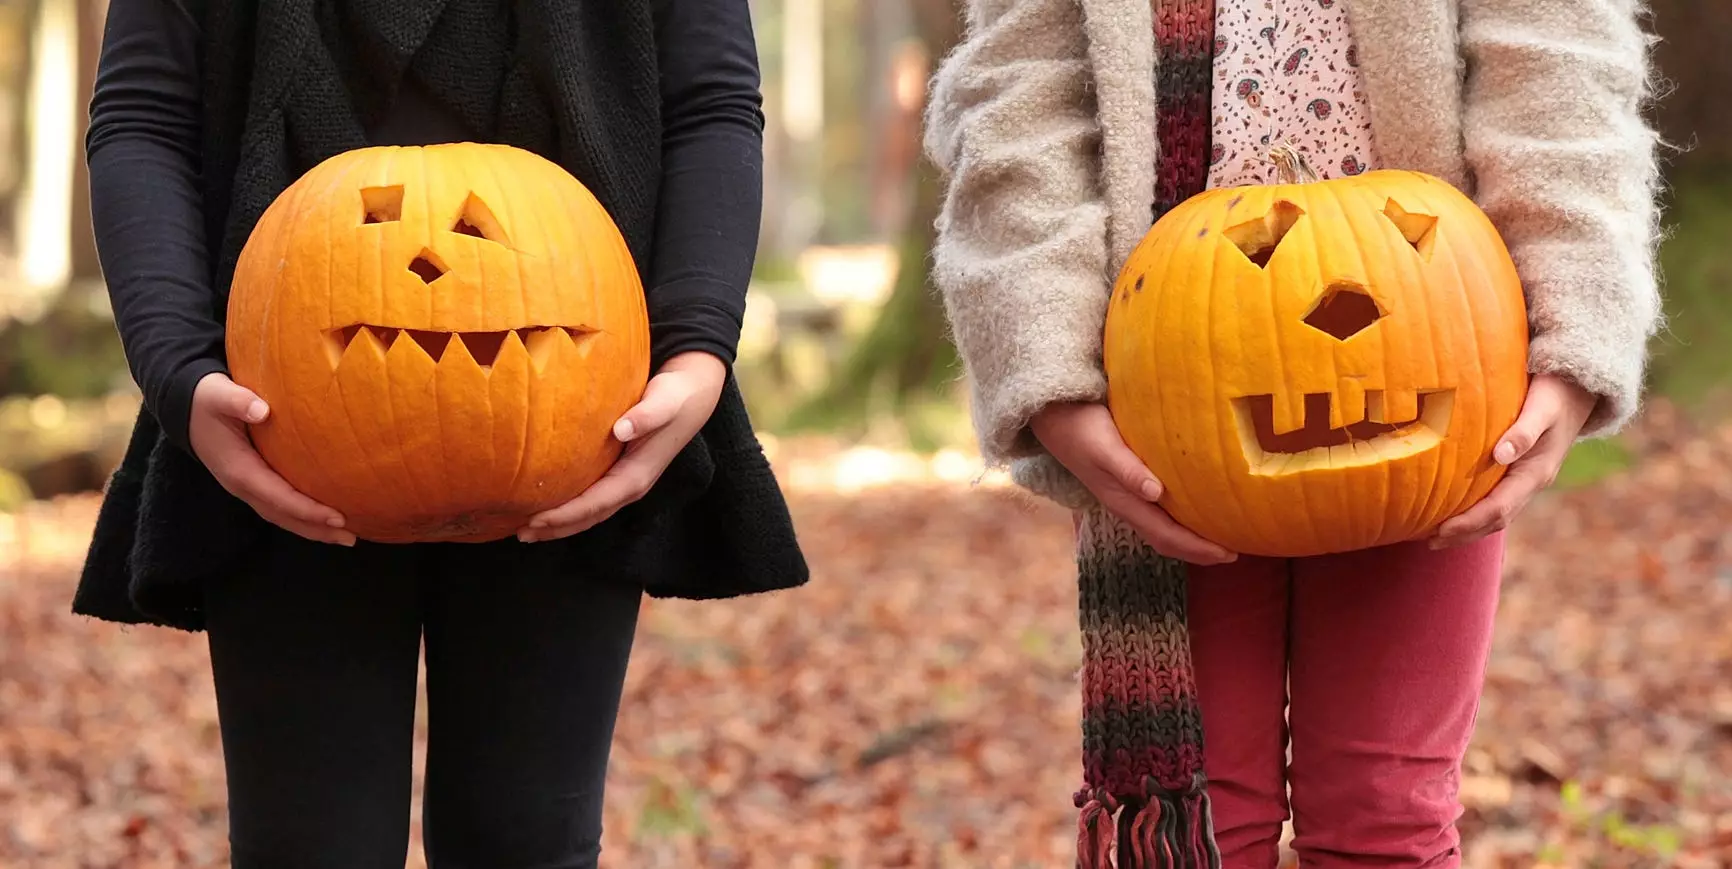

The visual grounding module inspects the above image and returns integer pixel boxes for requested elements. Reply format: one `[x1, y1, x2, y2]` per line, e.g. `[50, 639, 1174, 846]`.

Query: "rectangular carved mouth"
[325, 324, 593, 370]
[1230, 389, 1454, 476]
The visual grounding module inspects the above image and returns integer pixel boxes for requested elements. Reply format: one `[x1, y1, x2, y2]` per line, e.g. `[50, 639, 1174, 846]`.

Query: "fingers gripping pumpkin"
[226, 143, 651, 544]
[1104, 146, 1530, 557]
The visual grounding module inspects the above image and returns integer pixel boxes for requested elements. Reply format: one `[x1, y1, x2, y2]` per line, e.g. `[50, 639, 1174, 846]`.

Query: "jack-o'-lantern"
[226, 143, 650, 544]
[1103, 145, 1529, 557]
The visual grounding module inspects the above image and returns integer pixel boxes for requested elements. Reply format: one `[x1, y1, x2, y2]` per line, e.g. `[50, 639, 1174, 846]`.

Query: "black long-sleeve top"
[87, 0, 764, 452]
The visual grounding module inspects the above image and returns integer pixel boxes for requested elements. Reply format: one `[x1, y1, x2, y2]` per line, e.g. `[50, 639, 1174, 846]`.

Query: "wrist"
[658, 349, 728, 384]
[1030, 398, 1103, 433]
[161, 358, 232, 454]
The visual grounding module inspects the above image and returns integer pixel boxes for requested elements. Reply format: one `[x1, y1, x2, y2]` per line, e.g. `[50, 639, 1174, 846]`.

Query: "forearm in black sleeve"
[87, 0, 225, 452]
[647, 0, 766, 369]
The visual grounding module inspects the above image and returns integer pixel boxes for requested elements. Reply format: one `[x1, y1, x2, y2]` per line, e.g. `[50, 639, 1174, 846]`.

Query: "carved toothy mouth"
[1231, 388, 1454, 475]
[324, 324, 595, 370]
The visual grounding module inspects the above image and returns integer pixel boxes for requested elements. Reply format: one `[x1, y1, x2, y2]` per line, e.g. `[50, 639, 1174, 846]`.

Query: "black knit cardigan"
[72, 0, 809, 632]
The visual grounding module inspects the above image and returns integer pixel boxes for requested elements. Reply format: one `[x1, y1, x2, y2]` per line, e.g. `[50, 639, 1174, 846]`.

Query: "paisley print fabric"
[1206, 0, 1378, 187]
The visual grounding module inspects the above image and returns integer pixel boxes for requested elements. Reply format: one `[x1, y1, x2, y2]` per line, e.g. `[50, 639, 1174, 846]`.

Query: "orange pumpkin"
[226, 143, 650, 544]
[1103, 146, 1530, 557]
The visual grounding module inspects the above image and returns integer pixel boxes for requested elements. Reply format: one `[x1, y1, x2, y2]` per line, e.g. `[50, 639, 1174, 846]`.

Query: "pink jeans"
[1188, 533, 1505, 869]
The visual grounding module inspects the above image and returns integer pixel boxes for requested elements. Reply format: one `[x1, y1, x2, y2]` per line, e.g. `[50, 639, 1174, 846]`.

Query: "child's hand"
[187, 372, 357, 546]
[517, 351, 728, 543]
[1031, 401, 1238, 565]
[1432, 373, 1599, 549]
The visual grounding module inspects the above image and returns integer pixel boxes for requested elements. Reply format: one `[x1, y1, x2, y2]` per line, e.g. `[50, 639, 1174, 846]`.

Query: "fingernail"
[327, 516, 345, 528]
[1140, 479, 1162, 501]
[1493, 441, 1516, 464]
[245, 400, 268, 422]
[614, 419, 635, 442]
[338, 535, 357, 547]
[517, 531, 535, 543]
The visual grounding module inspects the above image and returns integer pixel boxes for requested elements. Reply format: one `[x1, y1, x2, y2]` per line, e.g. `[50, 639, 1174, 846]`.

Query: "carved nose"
[408, 249, 447, 284]
[1304, 281, 1384, 341]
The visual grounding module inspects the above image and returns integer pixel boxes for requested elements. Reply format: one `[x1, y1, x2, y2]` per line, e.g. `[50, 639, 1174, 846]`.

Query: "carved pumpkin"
[226, 143, 650, 544]
[1103, 147, 1530, 557]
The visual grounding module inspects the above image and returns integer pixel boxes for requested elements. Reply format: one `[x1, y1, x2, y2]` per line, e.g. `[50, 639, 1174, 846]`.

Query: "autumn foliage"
[2, 404, 1731, 868]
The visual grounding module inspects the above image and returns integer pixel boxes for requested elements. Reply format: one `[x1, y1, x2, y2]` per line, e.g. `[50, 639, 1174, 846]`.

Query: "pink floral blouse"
[1205, 0, 1379, 188]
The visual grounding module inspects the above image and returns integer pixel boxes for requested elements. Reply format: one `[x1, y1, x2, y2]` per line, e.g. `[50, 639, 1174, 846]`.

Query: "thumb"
[1494, 384, 1561, 465]
[613, 373, 687, 442]
[209, 377, 270, 424]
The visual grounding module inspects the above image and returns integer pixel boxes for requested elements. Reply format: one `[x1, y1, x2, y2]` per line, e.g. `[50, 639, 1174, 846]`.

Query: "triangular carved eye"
[451, 192, 512, 249]
[1224, 200, 1305, 269]
[1384, 199, 1438, 261]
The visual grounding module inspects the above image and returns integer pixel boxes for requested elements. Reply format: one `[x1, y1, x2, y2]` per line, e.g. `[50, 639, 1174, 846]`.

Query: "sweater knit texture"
[924, 0, 1664, 511]
[74, 0, 808, 632]
[1071, 4, 1222, 866]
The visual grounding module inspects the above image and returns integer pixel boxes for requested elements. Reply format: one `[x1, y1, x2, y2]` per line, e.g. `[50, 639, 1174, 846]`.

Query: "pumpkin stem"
[1268, 141, 1321, 184]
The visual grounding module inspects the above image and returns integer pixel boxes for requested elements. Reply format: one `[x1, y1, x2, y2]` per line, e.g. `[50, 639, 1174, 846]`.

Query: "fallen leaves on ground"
[2, 402, 1730, 868]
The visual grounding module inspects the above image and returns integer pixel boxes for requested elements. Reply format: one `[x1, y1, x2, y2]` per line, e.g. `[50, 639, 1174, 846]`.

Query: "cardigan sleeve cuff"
[1514, 235, 1661, 439]
[155, 357, 229, 455]
[647, 280, 745, 371]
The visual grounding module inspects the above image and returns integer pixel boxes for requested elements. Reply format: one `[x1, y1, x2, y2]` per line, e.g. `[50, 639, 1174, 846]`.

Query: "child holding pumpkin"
[76, 0, 805, 866]
[925, 0, 1661, 866]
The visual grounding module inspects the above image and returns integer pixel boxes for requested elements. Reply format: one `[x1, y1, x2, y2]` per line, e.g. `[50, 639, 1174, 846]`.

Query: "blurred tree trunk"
[66, 0, 104, 284]
[1647, 0, 1732, 168]
[0, 0, 42, 255]
[787, 0, 960, 433]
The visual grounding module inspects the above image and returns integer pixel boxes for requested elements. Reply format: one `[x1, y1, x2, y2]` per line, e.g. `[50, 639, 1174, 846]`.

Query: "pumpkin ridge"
[323, 154, 397, 503]
[368, 147, 429, 516]
[1410, 183, 1479, 534]
[1297, 180, 1351, 547]
[1194, 196, 1249, 544]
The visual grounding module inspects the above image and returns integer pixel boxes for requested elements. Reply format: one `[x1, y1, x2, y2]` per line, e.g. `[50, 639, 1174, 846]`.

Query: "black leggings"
[203, 527, 642, 869]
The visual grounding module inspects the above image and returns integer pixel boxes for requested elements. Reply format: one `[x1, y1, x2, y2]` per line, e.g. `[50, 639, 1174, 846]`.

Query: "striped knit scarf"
[1072, 1, 1220, 867]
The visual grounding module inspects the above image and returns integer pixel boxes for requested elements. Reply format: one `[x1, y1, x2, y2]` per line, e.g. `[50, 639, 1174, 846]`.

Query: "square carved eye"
[361, 186, 404, 224]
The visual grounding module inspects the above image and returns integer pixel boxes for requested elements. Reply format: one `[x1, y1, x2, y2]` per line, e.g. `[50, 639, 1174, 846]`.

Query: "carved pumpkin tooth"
[1271, 392, 1305, 436]
[1383, 389, 1420, 425]
[496, 328, 528, 358]
[1364, 389, 1388, 424]
[353, 325, 386, 352]
[382, 325, 436, 371]
[393, 329, 446, 362]
[522, 324, 572, 374]
[1335, 378, 1366, 428]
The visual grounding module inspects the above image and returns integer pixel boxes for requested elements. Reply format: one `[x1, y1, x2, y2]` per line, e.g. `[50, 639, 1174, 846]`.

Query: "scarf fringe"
[1075, 780, 1221, 869]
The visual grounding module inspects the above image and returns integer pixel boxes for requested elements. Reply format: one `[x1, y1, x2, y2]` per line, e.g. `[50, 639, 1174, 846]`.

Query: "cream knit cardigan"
[923, 0, 1664, 509]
